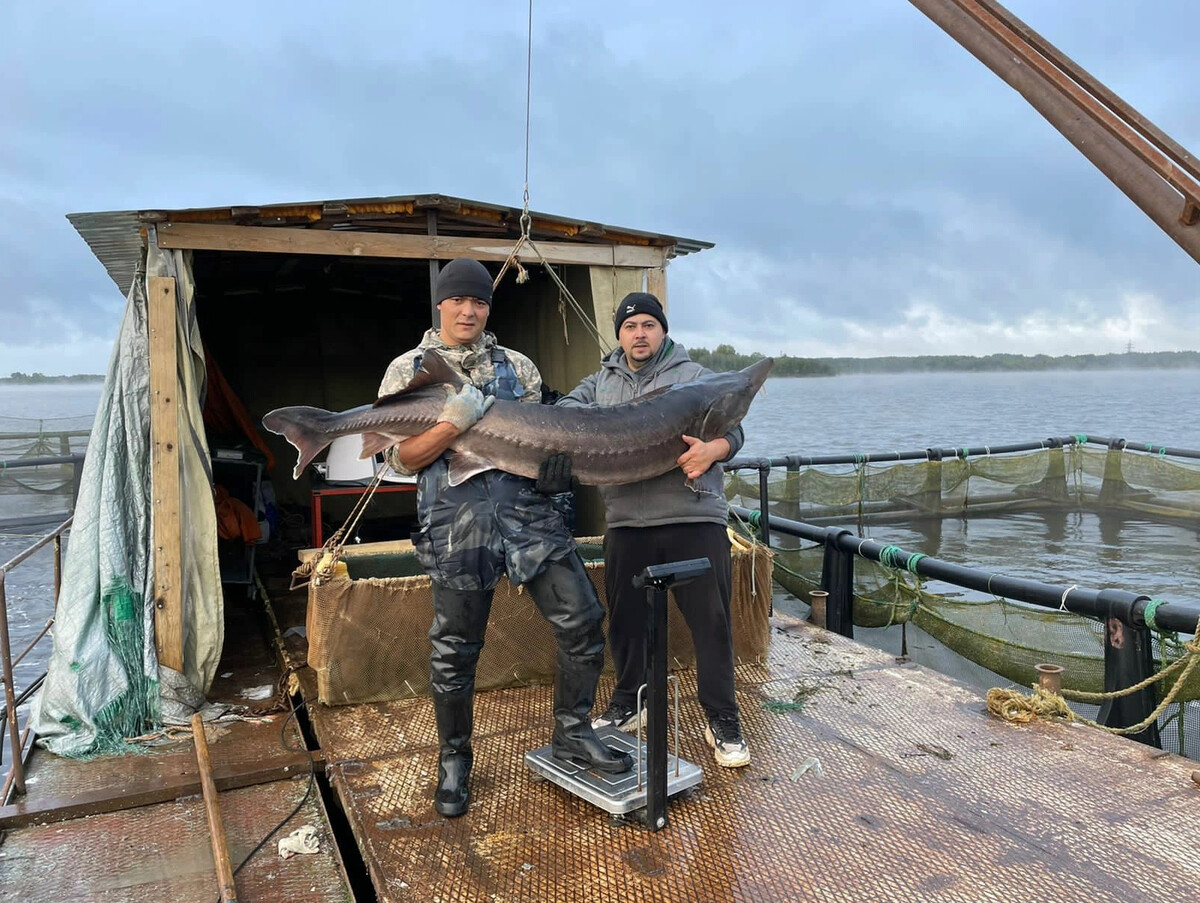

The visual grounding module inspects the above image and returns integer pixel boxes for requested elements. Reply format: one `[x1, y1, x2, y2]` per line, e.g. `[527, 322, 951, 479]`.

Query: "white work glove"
[437, 383, 494, 433]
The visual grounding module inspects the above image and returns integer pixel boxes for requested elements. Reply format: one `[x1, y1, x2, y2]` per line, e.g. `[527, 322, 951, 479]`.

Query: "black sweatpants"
[603, 522, 738, 721]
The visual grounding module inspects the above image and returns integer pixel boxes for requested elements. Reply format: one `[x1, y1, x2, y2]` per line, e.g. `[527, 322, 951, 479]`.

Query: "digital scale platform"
[524, 557, 713, 831]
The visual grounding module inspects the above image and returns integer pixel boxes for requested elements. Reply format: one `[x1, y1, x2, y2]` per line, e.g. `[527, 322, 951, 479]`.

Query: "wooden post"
[148, 276, 183, 672]
[646, 265, 667, 306]
[427, 211, 440, 327]
[192, 714, 239, 903]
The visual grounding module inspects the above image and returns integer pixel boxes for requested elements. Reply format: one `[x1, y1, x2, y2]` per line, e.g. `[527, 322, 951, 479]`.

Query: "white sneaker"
[591, 702, 645, 733]
[704, 716, 751, 768]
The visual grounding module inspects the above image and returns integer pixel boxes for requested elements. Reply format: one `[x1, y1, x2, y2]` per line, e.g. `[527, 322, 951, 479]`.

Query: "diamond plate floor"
[304, 620, 1200, 902]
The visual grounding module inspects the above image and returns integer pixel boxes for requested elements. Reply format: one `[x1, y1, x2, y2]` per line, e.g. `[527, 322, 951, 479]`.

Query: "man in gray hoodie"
[556, 292, 750, 767]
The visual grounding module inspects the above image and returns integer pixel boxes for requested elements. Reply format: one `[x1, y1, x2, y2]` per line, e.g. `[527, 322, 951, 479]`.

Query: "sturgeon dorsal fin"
[416, 350, 466, 390]
[374, 349, 465, 407]
[446, 449, 496, 487]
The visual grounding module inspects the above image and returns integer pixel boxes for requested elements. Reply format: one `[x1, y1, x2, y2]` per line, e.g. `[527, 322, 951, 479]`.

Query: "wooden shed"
[63, 192, 712, 679]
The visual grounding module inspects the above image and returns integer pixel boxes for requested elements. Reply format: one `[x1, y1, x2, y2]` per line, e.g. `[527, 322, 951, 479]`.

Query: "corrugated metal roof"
[65, 209, 146, 297]
[68, 193, 714, 295]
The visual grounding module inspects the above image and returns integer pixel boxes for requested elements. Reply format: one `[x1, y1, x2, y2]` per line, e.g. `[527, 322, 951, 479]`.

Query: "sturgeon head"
[692, 357, 774, 441]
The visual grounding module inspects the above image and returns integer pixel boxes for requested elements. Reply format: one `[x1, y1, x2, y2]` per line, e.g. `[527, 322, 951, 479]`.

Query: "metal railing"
[1, 515, 71, 801]
[724, 434, 1200, 547]
[724, 435, 1200, 750]
[0, 452, 86, 527]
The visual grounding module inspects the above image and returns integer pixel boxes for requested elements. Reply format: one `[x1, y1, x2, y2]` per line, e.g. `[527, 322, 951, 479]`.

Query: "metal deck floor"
[0, 602, 351, 902]
[304, 619, 1200, 903]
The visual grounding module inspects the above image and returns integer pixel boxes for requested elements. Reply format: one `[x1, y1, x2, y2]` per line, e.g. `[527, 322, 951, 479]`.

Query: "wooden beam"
[147, 276, 183, 672]
[0, 749, 322, 829]
[192, 714, 238, 903]
[156, 222, 666, 268]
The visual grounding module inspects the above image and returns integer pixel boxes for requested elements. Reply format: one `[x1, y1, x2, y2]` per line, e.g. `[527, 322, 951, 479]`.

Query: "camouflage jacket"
[378, 329, 541, 475]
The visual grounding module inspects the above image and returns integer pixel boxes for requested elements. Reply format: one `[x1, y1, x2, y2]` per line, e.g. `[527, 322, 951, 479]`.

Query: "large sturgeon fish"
[262, 351, 773, 487]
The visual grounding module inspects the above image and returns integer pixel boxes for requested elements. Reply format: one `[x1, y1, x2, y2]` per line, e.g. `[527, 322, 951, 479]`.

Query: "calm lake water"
[2, 370, 1198, 732]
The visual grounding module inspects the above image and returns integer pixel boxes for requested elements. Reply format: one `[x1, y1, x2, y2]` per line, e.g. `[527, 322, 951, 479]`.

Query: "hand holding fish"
[678, 435, 731, 480]
[438, 383, 494, 433]
[536, 453, 573, 494]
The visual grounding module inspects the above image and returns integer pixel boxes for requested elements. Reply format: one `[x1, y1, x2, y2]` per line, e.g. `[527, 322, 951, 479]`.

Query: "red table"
[310, 480, 417, 547]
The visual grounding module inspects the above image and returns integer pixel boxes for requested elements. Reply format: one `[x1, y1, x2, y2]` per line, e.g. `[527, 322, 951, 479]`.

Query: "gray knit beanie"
[436, 258, 494, 304]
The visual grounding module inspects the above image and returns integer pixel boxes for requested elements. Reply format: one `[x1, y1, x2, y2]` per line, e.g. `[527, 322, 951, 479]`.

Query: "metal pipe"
[0, 570, 25, 796]
[1, 725, 30, 804]
[1035, 663, 1064, 694]
[971, 0, 1200, 185]
[10, 620, 53, 670]
[1, 516, 73, 573]
[808, 590, 828, 629]
[908, 0, 1200, 265]
[756, 464, 771, 548]
[0, 454, 86, 470]
[726, 436, 1088, 471]
[950, 0, 1200, 210]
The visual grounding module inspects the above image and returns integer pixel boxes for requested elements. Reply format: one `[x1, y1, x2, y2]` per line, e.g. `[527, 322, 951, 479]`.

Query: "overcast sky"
[3, 1, 1199, 374]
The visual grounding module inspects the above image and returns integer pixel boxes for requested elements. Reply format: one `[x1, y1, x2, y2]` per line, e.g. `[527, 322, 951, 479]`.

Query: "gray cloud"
[2, 0, 1199, 372]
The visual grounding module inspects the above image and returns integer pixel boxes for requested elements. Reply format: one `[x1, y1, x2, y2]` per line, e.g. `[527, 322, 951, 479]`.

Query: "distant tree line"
[826, 350, 1200, 374]
[3, 372, 104, 384]
[687, 348, 1200, 376]
[690, 345, 836, 377]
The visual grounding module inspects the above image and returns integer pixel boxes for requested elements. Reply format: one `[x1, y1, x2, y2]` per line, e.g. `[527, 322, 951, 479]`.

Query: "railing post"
[1096, 590, 1160, 747]
[819, 528, 855, 639]
[0, 568, 26, 796]
[69, 457, 83, 513]
[756, 463, 771, 549]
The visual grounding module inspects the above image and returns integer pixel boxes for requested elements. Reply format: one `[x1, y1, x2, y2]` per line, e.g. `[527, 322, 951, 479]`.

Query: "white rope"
[1060, 584, 1078, 612]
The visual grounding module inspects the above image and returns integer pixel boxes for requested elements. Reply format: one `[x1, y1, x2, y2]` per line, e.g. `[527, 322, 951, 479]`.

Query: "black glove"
[536, 453, 573, 494]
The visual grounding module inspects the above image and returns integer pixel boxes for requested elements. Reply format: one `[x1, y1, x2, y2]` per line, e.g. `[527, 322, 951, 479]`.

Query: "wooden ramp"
[304, 619, 1200, 902]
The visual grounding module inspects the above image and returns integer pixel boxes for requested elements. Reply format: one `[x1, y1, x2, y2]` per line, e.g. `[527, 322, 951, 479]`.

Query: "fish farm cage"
[725, 435, 1200, 759]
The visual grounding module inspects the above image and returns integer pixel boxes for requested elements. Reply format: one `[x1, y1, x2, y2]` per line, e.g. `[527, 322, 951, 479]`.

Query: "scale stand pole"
[632, 556, 712, 832]
[644, 580, 669, 831]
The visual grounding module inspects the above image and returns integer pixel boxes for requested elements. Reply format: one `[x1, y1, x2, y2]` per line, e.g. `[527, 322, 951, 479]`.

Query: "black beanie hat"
[436, 258, 494, 305]
[614, 292, 668, 338]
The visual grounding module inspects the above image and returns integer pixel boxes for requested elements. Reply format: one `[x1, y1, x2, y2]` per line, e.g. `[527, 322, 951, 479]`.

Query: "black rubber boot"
[432, 690, 474, 817]
[526, 556, 634, 775]
[550, 645, 634, 775]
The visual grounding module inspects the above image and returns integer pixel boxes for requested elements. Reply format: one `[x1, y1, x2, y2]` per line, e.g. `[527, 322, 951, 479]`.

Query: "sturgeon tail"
[261, 406, 339, 479]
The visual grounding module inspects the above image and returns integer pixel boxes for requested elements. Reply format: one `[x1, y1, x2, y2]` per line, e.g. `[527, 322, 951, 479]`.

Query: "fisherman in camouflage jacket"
[378, 258, 632, 818]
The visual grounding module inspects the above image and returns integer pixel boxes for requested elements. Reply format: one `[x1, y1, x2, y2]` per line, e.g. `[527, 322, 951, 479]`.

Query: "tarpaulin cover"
[34, 246, 223, 756]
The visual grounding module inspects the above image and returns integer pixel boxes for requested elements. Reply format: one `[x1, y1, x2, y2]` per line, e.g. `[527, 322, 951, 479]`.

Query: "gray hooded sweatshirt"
[557, 339, 743, 529]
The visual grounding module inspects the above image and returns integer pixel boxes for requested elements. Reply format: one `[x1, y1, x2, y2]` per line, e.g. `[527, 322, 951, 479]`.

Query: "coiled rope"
[987, 613, 1200, 737]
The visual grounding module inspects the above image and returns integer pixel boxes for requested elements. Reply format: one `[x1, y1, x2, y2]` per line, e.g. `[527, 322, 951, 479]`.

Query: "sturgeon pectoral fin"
[446, 449, 496, 487]
[360, 432, 395, 458]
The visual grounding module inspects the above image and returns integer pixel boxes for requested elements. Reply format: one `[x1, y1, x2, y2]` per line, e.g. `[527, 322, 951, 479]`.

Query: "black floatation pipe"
[729, 505, 1200, 635]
